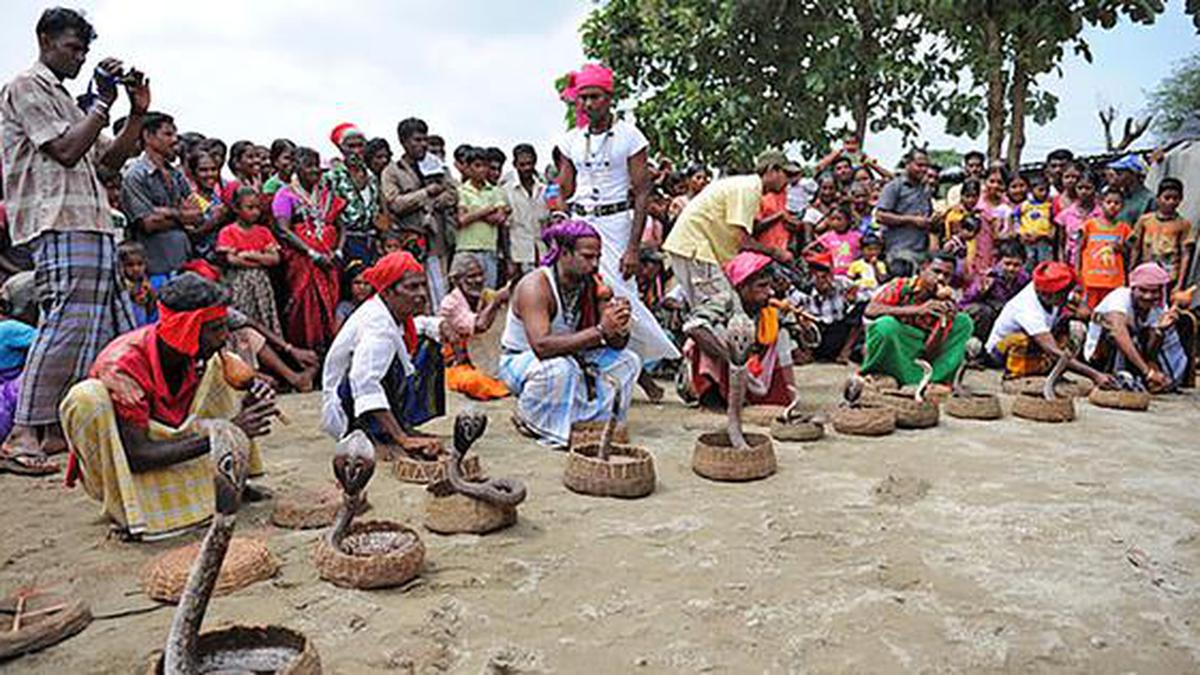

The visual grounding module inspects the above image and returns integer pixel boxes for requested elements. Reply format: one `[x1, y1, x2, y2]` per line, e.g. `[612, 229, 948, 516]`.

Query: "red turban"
[723, 251, 774, 287]
[362, 251, 426, 354]
[330, 122, 363, 148]
[1032, 261, 1076, 294]
[805, 250, 834, 272]
[157, 303, 228, 356]
[180, 259, 221, 282]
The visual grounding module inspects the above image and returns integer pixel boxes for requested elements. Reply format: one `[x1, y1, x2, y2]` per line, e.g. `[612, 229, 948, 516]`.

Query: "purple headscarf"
[540, 219, 601, 266]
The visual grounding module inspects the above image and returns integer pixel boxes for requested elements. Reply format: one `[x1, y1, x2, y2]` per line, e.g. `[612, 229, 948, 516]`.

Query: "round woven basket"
[864, 374, 899, 391]
[924, 383, 952, 404]
[742, 405, 788, 428]
[1011, 392, 1076, 423]
[393, 453, 482, 485]
[1088, 388, 1151, 411]
[424, 493, 516, 534]
[832, 404, 896, 436]
[563, 443, 656, 498]
[692, 432, 776, 482]
[770, 420, 825, 443]
[568, 422, 630, 449]
[271, 484, 369, 530]
[944, 393, 1004, 420]
[862, 391, 940, 429]
[1002, 376, 1093, 398]
[313, 520, 424, 590]
[145, 624, 320, 674]
[142, 537, 278, 603]
[0, 591, 92, 661]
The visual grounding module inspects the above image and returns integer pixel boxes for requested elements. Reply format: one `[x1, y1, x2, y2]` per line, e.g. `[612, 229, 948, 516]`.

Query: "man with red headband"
[986, 261, 1113, 387]
[499, 220, 639, 449]
[554, 63, 680, 403]
[680, 251, 797, 408]
[59, 272, 280, 540]
[1083, 262, 1195, 392]
[321, 251, 446, 456]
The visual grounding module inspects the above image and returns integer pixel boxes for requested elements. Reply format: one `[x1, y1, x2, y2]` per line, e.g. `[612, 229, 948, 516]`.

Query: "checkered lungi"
[15, 231, 134, 426]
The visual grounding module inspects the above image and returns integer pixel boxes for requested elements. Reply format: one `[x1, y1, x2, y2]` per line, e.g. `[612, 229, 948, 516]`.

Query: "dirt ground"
[3, 363, 1200, 674]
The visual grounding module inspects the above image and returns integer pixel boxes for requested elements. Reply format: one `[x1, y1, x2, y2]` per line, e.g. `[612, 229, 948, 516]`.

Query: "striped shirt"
[1, 61, 114, 245]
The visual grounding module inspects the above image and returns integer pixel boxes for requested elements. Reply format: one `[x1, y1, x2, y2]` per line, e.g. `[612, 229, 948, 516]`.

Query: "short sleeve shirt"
[985, 282, 1058, 355]
[876, 175, 932, 256]
[122, 154, 194, 275]
[1, 61, 115, 245]
[1083, 286, 1164, 360]
[216, 224, 278, 253]
[662, 175, 763, 265]
[457, 181, 508, 252]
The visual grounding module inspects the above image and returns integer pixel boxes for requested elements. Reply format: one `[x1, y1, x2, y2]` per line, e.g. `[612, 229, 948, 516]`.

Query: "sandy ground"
[3, 363, 1200, 674]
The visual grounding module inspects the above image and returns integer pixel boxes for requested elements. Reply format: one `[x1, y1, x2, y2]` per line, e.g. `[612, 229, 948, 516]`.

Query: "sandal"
[0, 449, 59, 476]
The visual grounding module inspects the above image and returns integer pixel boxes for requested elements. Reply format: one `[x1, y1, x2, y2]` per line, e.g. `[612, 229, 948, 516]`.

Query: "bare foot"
[40, 423, 68, 456]
[638, 373, 664, 403]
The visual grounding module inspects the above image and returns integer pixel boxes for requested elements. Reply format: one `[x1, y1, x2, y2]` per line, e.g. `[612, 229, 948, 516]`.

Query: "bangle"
[597, 325, 609, 347]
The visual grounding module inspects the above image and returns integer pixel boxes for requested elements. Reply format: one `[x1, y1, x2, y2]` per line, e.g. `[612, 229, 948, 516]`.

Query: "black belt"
[571, 200, 632, 218]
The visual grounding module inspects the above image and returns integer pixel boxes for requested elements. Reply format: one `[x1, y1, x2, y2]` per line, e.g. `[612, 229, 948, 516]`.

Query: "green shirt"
[457, 181, 507, 252]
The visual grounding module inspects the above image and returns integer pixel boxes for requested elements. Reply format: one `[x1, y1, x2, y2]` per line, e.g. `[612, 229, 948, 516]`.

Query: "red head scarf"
[329, 122, 363, 148]
[805, 250, 834, 273]
[156, 303, 228, 356]
[362, 251, 426, 354]
[723, 251, 774, 287]
[1032, 261, 1076, 294]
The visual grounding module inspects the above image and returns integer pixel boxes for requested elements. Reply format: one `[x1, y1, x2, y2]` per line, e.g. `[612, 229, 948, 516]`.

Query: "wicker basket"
[568, 422, 630, 449]
[393, 453, 482, 485]
[0, 591, 92, 660]
[142, 537, 279, 603]
[424, 493, 517, 534]
[770, 420, 825, 443]
[145, 624, 321, 674]
[313, 520, 425, 590]
[862, 391, 940, 429]
[1088, 388, 1151, 411]
[563, 443, 656, 498]
[925, 383, 953, 404]
[1002, 376, 1093, 398]
[692, 432, 776, 482]
[271, 484, 369, 530]
[1011, 392, 1076, 423]
[831, 404, 896, 436]
[944, 393, 1004, 420]
[864, 374, 899, 391]
[742, 405, 788, 428]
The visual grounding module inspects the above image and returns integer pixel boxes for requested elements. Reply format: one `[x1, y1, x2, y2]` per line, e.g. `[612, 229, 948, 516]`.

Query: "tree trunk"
[851, 0, 875, 144]
[984, 11, 1006, 162]
[1006, 57, 1027, 169]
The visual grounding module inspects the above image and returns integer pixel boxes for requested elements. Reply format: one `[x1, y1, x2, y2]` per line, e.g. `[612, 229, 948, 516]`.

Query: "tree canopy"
[1147, 51, 1200, 140]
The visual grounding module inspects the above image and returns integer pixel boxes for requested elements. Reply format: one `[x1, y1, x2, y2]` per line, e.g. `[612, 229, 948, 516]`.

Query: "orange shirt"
[755, 191, 791, 252]
[1079, 217, 1132, 289]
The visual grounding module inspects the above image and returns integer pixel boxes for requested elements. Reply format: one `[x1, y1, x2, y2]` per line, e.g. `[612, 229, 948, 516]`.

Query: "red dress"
[271, 183, 343, 352]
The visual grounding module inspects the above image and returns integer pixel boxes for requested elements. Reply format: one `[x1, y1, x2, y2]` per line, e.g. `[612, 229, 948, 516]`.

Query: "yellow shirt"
[663, 175, 763, 265]
[846, 258, 887, 290]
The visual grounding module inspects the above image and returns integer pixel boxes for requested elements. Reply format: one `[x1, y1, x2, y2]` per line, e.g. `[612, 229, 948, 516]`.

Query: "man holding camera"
[0, 8, 149, 474]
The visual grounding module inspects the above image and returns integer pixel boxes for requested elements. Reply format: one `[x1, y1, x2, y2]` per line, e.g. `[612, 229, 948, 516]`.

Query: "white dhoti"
[585, 211, 681, 364]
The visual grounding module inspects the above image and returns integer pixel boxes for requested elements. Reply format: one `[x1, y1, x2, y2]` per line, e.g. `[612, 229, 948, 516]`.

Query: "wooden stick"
[10, 595, 24, 632]
[11, 603, 66, 626]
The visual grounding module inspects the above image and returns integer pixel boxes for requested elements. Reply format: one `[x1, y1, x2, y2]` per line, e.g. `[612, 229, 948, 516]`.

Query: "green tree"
[927, 0, 1173, 167]
[1146, 51, 1200, 139]
[579, 0, 947, 167]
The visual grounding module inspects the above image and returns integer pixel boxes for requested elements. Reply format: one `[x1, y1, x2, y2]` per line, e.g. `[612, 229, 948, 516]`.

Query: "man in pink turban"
[679, 251, 796, 409]
[553, 63, 680, 403]
[1084, 261, 1195, 392]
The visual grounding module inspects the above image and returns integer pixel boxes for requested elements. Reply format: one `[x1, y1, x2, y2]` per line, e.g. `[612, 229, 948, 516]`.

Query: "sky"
[1, 1, 1195, 168]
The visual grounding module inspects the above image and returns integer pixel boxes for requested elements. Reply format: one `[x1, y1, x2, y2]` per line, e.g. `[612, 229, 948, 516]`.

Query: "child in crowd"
[456, 146, 510, 288]
[117, 240, 157, 327]
[810, 205, 861, 276]
[848, 182, 875, 236]
[846, 233, 888, 293]
[979, 163, 1013, 238]
[1000, 173, 1027, 240]
[184, 147, 227, 261]
[1078, 186, 1132, 309]
[1055, 166, 1101, 268]
[959, 239, 1029, 340]
[217, 186, 283, 334]
[1016, 173, 1055, 268]
[1053, 161, 1081, 215]
[1133, 177, 1193, 291]
[334, 260, 373, 334]
[95, 165, 128, 237]
[380, 229, 407, 257]
[943, 179, 991, 286]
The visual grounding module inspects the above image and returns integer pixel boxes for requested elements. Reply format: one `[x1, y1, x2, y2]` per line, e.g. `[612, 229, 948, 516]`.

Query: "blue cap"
[1107, 154, 1147, 174]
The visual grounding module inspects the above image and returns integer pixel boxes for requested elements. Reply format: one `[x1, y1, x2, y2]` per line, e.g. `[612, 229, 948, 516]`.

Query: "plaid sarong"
[498, 347, 641, 448]
[60, 359, 262, 540]
[16, 231, 134, 425]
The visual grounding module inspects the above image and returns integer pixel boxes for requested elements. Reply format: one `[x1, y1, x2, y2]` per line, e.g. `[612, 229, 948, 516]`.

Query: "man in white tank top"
[497, 221, 641, 449]
[554, 63, 681, 404]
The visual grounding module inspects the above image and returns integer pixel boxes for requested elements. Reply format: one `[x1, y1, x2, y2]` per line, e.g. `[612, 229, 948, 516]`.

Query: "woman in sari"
[272, 147, 342, 354]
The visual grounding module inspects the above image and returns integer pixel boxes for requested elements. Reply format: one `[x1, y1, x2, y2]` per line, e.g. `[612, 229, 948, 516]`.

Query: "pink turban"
[1129, 262, 1172, 289]
[559, 64, 615, 128]
[723, 252, 774, 288]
